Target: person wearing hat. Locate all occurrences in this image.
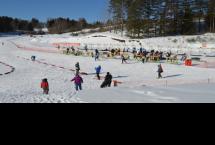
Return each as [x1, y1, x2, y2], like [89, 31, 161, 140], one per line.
[101, 72, 113, 88]
[157, 64, 164, 79]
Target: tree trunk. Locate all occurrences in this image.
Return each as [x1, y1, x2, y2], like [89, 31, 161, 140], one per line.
[213, 16, 214, 32]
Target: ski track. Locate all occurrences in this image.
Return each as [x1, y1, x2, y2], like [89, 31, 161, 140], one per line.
[0, 61, 15, 76]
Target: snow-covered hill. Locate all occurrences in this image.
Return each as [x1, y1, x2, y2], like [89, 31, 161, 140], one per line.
[12, 32, 215, 55]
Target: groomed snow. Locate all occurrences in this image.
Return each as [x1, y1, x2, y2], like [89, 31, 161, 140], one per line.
[76, 84, 215, 103]
[1, 33, 215, 103]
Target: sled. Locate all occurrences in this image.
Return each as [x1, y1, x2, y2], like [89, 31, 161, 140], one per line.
[113, 80, 123, 87]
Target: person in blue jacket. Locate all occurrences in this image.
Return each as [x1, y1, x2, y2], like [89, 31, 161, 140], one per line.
[95, 65, 102, 80]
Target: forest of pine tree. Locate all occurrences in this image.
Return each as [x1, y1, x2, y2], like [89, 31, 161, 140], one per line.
[0, 17, 103, 34]
[109, 0, 215, 38]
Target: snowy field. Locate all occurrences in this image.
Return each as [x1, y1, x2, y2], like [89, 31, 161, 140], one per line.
[12, 32, 215, 55]
[1, 33, 215, 103]
[0, 63, 10, 74]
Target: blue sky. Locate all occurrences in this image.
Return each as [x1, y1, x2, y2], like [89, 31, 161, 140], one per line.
[0, 0, 109, 22]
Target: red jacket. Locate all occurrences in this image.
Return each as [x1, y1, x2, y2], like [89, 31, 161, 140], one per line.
[41, 82, 49, 89]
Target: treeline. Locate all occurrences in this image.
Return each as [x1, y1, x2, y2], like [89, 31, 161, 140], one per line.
[47, 17, 103, 34]
[0, 16, 43, 32]
[0, 16, 104, 34]
[109, 0, 215, 38]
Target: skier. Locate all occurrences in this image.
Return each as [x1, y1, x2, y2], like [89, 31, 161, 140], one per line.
[85, 45, 88, 52]
[111, 49, 115, 56]
[41, 78, 49, 95]
[66, 48, 70, 54]
[95, 49, 100, 61]
[140, 47, 143, 54]
[91, 51, 94, 58]
[166, 51, 172, 61]
[141, 54, 146, 63]
[101, 72, 113, 88]
[75, 62, 80, 75]
[159, 52, 163, 61]
[126, 47, 129, 52]
[95, 65, 102, 80]
[31, 56, 36, 61]
[133, 47, 137, 59]
[71, 47, 75, 54]
[157, 64, 164, 79]
[71, 74, 83, 91]
[121, 54, 128, 64]
[117, 48, 121, 56]
[181, 53, 187, 61]
[123, 48, 126, 53]
[132, 47, 137, 54]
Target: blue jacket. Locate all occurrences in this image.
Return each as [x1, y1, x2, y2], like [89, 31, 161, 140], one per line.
[95, 66, 101, 74]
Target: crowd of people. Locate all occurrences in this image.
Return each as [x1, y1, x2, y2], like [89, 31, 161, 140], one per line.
[62, 45, 187, 66]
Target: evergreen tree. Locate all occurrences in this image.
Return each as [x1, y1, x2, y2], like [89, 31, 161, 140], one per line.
[109, 0, 212, 37]
[206, 0, 215, 32]
[181, 0, 195, 34]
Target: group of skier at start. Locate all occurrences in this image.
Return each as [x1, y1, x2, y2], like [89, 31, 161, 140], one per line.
[40, 62, 114, 95]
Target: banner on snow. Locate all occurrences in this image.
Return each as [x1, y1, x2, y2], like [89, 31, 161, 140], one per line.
[52, 43, 81, 47]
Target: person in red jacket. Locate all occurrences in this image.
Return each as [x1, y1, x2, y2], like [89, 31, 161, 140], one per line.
[41, 78, 49, 95]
